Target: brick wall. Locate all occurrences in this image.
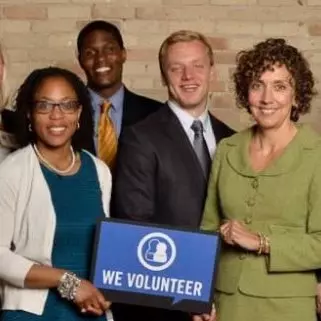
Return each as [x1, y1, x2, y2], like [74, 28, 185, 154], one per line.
[1, 0, 321, 131]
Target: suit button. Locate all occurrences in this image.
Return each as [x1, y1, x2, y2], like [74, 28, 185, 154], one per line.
[239, 254, 246, 260]
[251, 178, 259, 189]
[244, 217, 252, 224]
[246, 198, 255, 207]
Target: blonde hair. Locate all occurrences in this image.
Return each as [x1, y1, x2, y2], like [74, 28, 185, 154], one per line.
[0, 43, 10, 110]
[158, 30, 214, 81]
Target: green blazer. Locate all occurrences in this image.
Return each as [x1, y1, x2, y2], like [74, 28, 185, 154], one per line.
[201, 124, 321, 298]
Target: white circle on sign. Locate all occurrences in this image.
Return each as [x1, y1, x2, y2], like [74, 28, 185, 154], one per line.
[137, 232, 176, 271]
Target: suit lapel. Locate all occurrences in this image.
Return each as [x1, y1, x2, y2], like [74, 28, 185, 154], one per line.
[210, 114, 228, 144]
[122, 87, 133, 128]
[159, 105, 207, 186]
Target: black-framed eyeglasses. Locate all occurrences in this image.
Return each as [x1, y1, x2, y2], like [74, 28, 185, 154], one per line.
[34, 100, 80, 114]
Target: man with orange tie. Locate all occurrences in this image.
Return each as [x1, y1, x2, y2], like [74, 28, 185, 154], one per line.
[77, 20, 162, 168]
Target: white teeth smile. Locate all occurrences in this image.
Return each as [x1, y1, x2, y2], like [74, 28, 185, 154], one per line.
[96, 67, 111, 73]
[49, 127, 65, 133]
[182, 85, 198, 91]
[259, 109, 275, 115]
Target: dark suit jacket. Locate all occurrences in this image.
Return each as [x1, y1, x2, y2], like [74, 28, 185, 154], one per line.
[121, 87, 163, 131]
[89, 87, 163, 154]
[111, 104, 235, 321]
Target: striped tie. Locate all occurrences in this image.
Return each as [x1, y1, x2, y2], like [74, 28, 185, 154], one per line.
[98, 101, 117, 168]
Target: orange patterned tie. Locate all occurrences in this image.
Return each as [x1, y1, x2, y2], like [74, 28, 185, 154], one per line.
[98, 101, 118, 168]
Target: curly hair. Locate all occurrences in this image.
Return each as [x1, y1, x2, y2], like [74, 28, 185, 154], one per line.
[14, 66, 95, 153]
[233, 38, 316, 122]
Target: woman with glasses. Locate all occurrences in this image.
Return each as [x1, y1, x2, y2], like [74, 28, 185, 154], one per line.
[0, 67, 112, 320]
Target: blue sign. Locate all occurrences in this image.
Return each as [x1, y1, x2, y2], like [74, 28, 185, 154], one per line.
[91, 219, 220, 313]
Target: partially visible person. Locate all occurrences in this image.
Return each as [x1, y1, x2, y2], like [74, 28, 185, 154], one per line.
[112, 30, 234, 321]
[200, 38, 321, 321]
[0, 43, 16, 162]
[77, 20, 163, 168]
[0, 67, 112, 320]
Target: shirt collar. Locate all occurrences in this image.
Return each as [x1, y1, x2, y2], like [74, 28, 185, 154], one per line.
[88, 86, 125, 112]
[167, 100, 210, 132]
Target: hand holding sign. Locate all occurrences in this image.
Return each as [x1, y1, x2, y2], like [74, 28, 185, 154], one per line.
[193, 304, 216, 321]
[74, 279, 111, 316]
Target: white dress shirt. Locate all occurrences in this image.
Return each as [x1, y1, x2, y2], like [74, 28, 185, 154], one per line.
[168, 100, 216, 158]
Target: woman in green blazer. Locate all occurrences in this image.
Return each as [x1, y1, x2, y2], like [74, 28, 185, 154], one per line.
[201, 38, 320, 321]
